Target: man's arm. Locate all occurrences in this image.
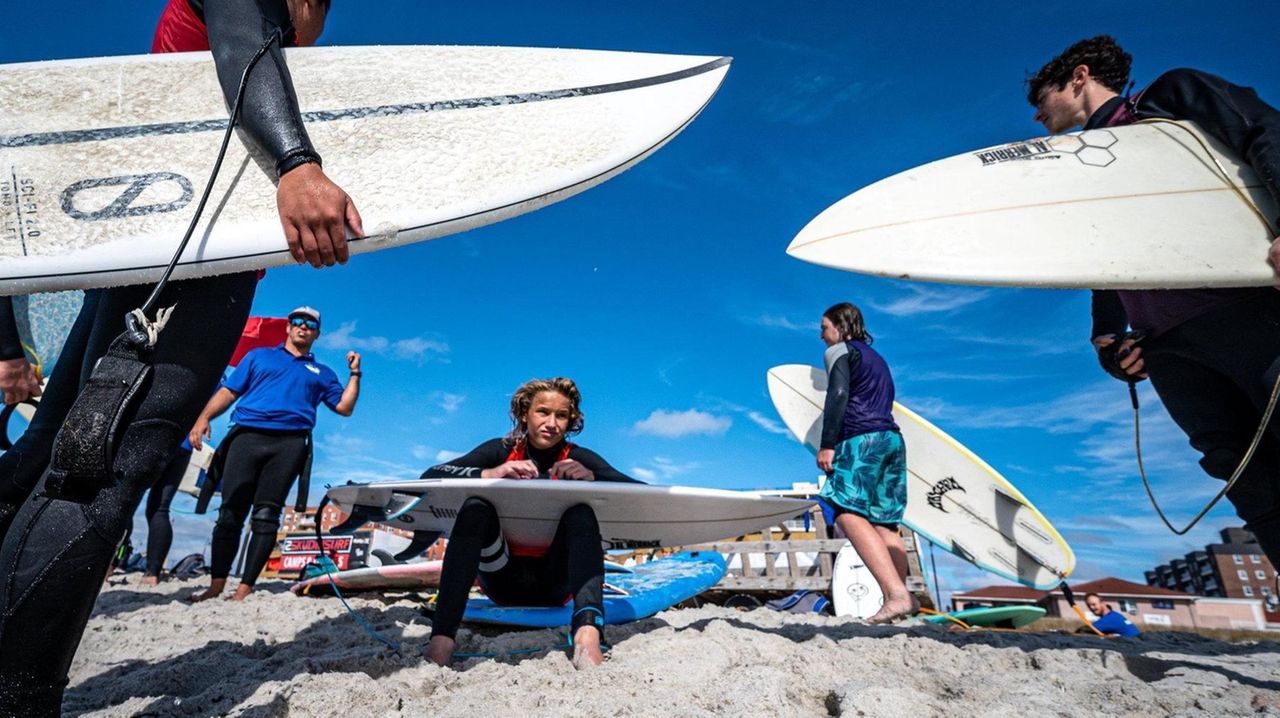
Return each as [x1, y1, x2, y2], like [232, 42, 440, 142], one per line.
[203, 0, 363, 268]
[331, 351, 361, 416]
[188, 387, 240, 449]
[561, 446, 642, 483]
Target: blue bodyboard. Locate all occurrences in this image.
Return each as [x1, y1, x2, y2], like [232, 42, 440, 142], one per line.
[461, 551, 725, 628]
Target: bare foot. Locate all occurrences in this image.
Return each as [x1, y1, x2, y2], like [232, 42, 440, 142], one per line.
[227, 584, 254, 602]
[425, 635, 455, 667]
[867, 594, 920, 625]
[188, 578, 227, 603]
[142, 575, 160, 587]
[571, 626, 604, 670]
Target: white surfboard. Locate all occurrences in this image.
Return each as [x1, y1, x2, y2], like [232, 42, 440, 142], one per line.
[831, 544, 883, 619]
[787, 121, 1279, 289]
[324, 478, 813, 550]
[0, 46, 730, 293]
[766, 365, 1074, 588]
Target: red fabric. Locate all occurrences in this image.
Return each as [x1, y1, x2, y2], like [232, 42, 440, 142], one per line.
[229, 316, 289, 367]
[503, 439, 575, 558]
[151, 0, 210, 53]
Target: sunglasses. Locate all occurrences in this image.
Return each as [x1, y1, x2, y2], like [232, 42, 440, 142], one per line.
[289, 317, 319, 330]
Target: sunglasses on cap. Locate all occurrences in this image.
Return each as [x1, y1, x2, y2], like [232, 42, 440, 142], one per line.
[289, 317, 319, 330]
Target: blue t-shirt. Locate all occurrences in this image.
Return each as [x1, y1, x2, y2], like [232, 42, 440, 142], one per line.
[1092, 610, 1140, 637]
[223, 345, 343, 431]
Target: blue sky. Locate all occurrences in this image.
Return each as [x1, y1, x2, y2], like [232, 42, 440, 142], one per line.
[4, 1, 1279, 602]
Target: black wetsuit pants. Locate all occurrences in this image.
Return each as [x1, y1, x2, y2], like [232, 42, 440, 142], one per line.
[1144, 292, 1280, 563]
[0, 272, 256, 717]
[143, 445, 192, 578]
[209, 429, 307, 586]
[430, 498, 605, 640]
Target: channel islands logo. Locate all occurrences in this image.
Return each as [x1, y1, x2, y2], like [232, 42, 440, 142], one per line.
[926, 477, 965, 512]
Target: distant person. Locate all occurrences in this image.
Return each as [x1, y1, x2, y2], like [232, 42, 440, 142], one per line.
[188, 306, 361, 602]
[420, 377, 639, 670]
[817, 302, 915, 624]
[140, 441, 196, 586]
[1085, 593, 1140, 637]
[1025, 36, 1280, 565]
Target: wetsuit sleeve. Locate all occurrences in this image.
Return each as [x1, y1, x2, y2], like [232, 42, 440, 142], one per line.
[567, 445, 641, 483]
[1137, 68, 1280, 218]
[203, 0, 322, 177]
[1090, 290, 1129, 339]
[820, 343, 856, 450]
[0, 298, 24, 361]
[421, 438, 508, 478]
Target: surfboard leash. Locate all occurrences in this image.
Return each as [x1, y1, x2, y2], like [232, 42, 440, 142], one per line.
[1059, 582, 1108, 638]
[1129, 365, 1280, 535]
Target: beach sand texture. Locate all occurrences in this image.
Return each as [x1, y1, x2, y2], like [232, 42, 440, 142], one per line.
[65, 577, 1280, 717]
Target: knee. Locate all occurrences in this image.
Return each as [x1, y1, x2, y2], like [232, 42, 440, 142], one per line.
[214, 506, 248, 534]
[250, 504, 282, 535]
[562, 503, 599, 532]
[455, 497, 498, 533]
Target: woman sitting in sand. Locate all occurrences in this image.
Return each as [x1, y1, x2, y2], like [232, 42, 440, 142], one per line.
[817, 303, 918, 624]
[420, 377, 638, 669]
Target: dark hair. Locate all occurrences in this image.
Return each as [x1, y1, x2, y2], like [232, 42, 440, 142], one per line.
[1026, 35, 1131, 106]
[823, 302, 872, 344]
[505, 377, 585, 444]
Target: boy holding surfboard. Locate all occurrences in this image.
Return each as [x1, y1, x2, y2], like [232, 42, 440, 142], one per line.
[0, 2, 363, 713]
[1026, 36, 1280, 565]
[816, 303, 916, 624]
[421, 377, 639, 670]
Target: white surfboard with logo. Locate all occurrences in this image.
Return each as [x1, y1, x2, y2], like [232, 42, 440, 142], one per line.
[787, 121, 1278, 289]
[0, 46, 729, 293]
[767, 364, 1074, 589]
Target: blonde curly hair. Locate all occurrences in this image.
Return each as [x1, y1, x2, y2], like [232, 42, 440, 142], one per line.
[504, 377, 585, 445]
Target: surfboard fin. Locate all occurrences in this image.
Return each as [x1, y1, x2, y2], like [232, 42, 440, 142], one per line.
[392, 531, 442, 562]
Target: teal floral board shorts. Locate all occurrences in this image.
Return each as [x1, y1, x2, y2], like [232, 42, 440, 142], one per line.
[819, 430, 907, 526]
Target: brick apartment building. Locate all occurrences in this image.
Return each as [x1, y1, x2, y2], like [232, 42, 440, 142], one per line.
[1146, 527, 1277, 606]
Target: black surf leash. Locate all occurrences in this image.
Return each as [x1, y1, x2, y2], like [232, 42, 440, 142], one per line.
[45, 29, 283, 503]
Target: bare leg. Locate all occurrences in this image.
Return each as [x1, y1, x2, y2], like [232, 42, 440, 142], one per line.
[426, 635, 455, 667]
[189, 577, 227, 603]
[835, 513, 916, 623]
[571, 625, 604, 670]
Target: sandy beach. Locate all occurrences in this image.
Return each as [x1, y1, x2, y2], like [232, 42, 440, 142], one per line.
[63, 575, 1280, 717]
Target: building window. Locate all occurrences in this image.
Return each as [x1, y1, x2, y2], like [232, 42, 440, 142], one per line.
[1235, 554, 1245, 564]
[1257, 570, 1267, 580]
[1252, 555, 1262, 564]
[1244, 586, 1255, 597]
[1118, 599, 1138, 614]
[1263, 587, 1272, 597]
[1239, 570, 1249, 580]
[1151, 600, 1174, 610]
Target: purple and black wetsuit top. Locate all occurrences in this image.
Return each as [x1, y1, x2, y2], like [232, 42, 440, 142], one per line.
[820, 339, 899, 450]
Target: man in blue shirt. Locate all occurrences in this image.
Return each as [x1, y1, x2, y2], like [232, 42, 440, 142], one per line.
[188, 305, 361, 602]
[1086, 593, 1141, 637]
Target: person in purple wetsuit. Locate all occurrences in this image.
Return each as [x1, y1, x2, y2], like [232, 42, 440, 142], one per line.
[1026, 36, 1280, 568]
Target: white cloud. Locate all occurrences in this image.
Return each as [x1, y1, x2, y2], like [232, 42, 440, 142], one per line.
[746, 411, 790, 436]
[869, 285, 990, 318]
[435, 449, 463, 463]
[431, 392, 465, 414]
[630, 457, 701, 483]
[750, 313, 811, 333]
[317, 321, 449, 363]
[633, 409, 731, 438]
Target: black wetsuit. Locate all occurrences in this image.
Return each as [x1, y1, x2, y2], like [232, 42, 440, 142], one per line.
[142, 444, 192, 578]
[1086, 69, 1280, 564]
[0, 1, 323, 713]
[422, 438, 638, 640]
